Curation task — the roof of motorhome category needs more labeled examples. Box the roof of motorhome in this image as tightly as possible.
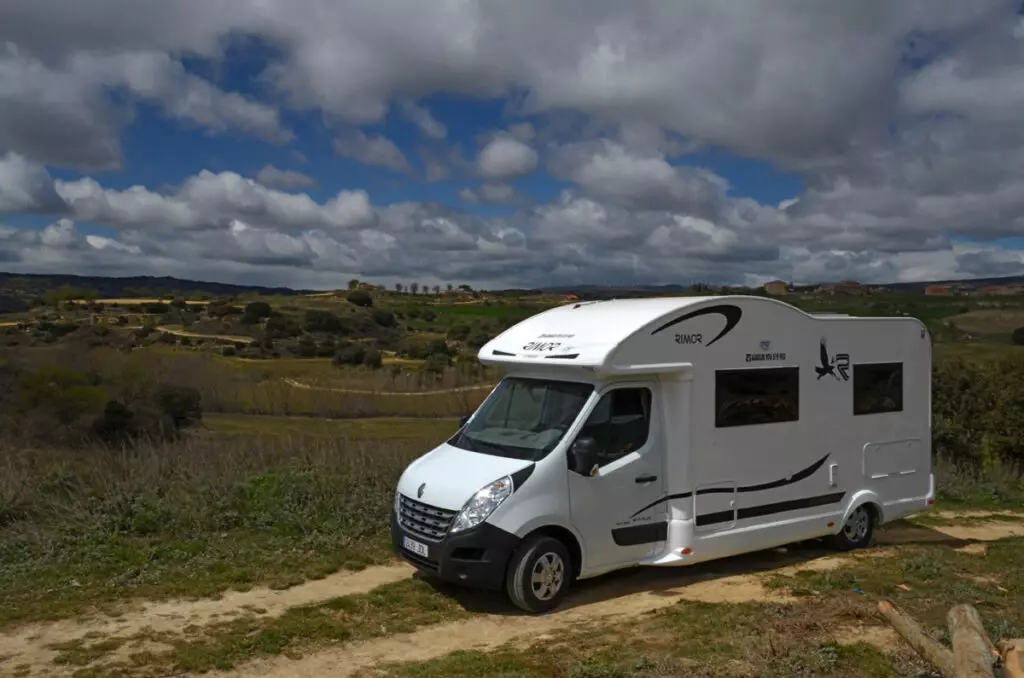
[477,295,918,373]
[476,295,731,371]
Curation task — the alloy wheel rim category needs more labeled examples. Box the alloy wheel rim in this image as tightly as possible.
[530,552,565,601]
[843,506,870,542]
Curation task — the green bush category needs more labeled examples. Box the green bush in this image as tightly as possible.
[400,337,451,360]
[363,348,383,369]
[265,315,302,339]
[1012,327,1024,346]
[242,301,272,324]
[372,309,396,327]
[304,310,343,333]
[423,353,451,374]
[334,343,366,366]
[347,290,373,307]
[447,324,471,341]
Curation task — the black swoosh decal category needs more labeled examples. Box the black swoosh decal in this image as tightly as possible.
[649,304,743,347]
[628,453,830,518]
[612,492,846,544]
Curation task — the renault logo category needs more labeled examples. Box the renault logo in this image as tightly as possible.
[417,482,426,499]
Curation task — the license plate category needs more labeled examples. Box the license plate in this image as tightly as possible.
[403,536,429,558]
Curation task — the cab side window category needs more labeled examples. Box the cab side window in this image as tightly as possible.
[576,388,652,466]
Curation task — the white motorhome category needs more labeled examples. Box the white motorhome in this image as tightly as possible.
[390,295,934,612]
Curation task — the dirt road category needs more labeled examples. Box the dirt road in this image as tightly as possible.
[3,511,1022,678]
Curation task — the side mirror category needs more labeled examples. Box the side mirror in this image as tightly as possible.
[459,414,470,428]
[569,437,599,476]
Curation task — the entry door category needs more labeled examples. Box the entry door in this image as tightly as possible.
[568,383,666,573]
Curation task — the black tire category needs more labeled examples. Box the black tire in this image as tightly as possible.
[505,534,572,613]
[828,503,875,551]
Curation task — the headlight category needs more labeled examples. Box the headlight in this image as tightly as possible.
[394,488,401,516]
[450,476,513,533]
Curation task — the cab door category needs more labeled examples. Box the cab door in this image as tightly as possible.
[567,383,666,573]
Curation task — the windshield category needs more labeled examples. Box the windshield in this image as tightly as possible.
[448,377,595,461]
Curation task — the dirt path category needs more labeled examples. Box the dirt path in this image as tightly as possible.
[2,512,1021,677]
[154,325,252,343]
[0,565,414,675]
[282,377,494,396]
[212,513,1024,678]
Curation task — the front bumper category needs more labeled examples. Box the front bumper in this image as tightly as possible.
[390,510,520,591]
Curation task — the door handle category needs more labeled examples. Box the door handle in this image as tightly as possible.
[635,474,658,484]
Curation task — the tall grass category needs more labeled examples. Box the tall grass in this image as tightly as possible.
[0,433,430,624]
[5,344,498,419]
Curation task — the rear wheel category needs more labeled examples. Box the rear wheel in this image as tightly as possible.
[829,504,874,551]
[505,534,571,613]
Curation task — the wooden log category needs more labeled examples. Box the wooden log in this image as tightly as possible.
[999,640,1024,678]
[946,604,994,678]
[877,600,956,678]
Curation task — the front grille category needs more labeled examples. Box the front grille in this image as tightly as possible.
[398,494,457,542]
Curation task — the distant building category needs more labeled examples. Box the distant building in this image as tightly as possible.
[981,285,1021,296]
[763,280,789,296]
[925,285,952,296]
[817,280,865,296]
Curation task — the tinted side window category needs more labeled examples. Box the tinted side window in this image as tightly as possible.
[715,367,800,427]
[577,388,652,466]
[853,363,903,415]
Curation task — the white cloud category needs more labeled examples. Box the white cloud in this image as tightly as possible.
[402,101,447,139]
[459,182,516,204]
[477,135,538,179]
[0,44,290,170]
[255,164,318,190]
[0,152,69,212]
[333,131,411,172]
[2,2,1024,288]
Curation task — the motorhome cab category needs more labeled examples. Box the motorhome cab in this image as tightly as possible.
[390,295,934,613]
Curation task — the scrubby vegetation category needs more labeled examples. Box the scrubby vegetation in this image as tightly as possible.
[2,275,1024,678]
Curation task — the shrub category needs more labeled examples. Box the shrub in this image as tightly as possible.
[400,337,451,360]
[298,336,318,358]
[155,385,203,429]
[467,328,492,348]
[222,346,237,357]
[334,343,366,366]
[15,365,106,426]
[421,309,436,322]
[363,348,383,369]
[372,309,396,327]
[347,289,373,307]
[1012,327,1024,346]
[447,324,471,341]
[304,310,343,333]
[208,303,242,318]
[423,352,451,374]
[242,301,272,324]
[265,315,302,339]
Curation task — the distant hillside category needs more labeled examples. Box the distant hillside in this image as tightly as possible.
[0,272,311,302]
[875,274,1024,293]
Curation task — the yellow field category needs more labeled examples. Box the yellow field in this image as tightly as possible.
[67,298,211,305]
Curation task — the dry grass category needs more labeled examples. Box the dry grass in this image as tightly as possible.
[0,433,423,627]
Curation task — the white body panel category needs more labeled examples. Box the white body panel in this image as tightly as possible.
[393,295,933,583]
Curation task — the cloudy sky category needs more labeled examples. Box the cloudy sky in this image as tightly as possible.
[2,1,1024,290]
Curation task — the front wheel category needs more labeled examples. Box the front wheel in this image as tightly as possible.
[828,504,874,551]
[505,534,571,613]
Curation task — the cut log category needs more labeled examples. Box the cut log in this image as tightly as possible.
[999,640,1024,678]
[946,604,995,678]
[877,600,956,678]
